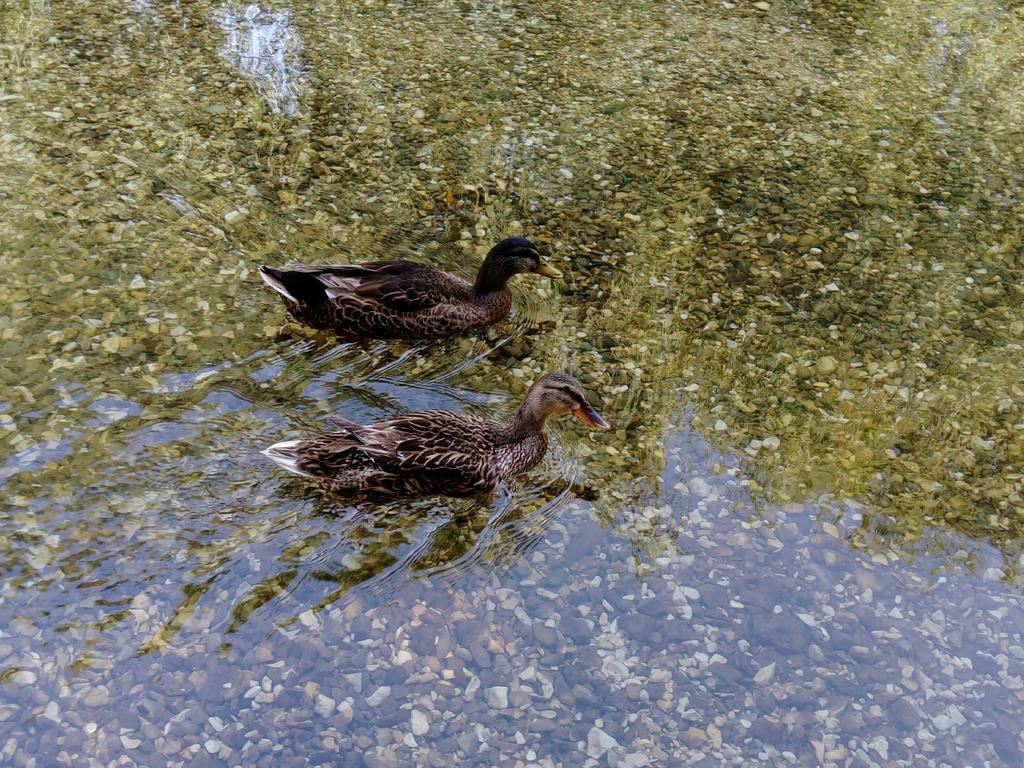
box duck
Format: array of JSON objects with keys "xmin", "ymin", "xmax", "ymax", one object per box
[
  {"xmin": 263, "ymin": 373, "xmax": 609, "ymax": 499},
  {"xmin": 258, "ymin": 236, "xmax": 562, "ymax": 340}
]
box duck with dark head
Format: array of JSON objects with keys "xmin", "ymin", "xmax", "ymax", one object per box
[{"xmin": 258, "ymin": 236, "xmax": 562, "ymax": 340}]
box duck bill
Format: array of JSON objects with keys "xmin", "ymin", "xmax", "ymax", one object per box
[
  {"xmin": 573, "ymin": 403, "xmax": 610, "ymax": 430},
  {"xmin": 535, "ymin": 260, "xmax": 563, "ymax": 279}
]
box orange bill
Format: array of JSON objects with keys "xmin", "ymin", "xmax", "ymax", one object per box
[{"xmin": 573, "ymin": 403, "xmax": 610, "ymax": 430}]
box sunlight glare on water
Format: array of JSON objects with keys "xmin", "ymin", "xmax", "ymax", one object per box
[{"xmin": 217, "ymin": 3, "xmax": 304, "ymax": 116}]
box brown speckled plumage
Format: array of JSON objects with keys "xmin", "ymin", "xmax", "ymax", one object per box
[
  {"xmin": 263, "ymin": 374, "xmax": 609, "ymax": 500},
  {"xmin": 259, "ymin": 237, "xmax": 561, "ymax": 340}
]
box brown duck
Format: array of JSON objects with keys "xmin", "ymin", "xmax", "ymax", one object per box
[
  {"xmin": 263, "ymin": 373, "xmax": 609, "ymax": 499},
  {"xmin": 258, "ymin": 237, "xmax": 562, "ymax": 340}
]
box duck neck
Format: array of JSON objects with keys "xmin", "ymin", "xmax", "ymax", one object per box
[
  {"xmin": 473, "ymin": 258, "xmax": 513, "ymax": 295},
  {"xmin": 505, "ymin": 401, "xmax": 549, "ymax": 442}
]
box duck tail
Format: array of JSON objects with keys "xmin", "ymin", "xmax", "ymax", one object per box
[
  {"xmin": 258, "ymin": 266, "xmax": 328, "ymax": 305},
  {"xmin": 262, "ymin": 439, "xmax": 314, "ymax": 477}
]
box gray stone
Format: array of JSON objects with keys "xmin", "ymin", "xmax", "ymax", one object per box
[
  {"xmin": 533, "ymin": 623, "xmax": 559, "ymax": 647},
  {"xmin": 620, "ymin": 613, "xmax": 658, "ymax": 639},
  {"xmin": 993, "ymin": 728, "xmax": 1022, "ymax": 763},
  {"xmin": 362, "ymin": 750, "xmax": 398, "ymax": 768},
  {"xmin": 750, "ymin": 718, "xmax": 786, "ymax": 743},
  {"xmin": 557, "ymin": 614, "xmax": 592, "ymax": 643},
  {"xmin": 82, "ymin": 686, "xmax": 110, "ymax": 707},
  {"xmin": 887, "ymin": 697, "xmax": 920, "ymax": 730}
]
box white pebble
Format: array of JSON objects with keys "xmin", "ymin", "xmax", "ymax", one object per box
[
  {"xmin": 754, "ymin": 663, "xmax": 776, "ymax": 684},
  {"xmin": 411, "ymin": 709, "xmax": 429, "ymax": 736},
  {"xmin": 585, "ymin": 726, "xmax": 619, "ymax": 758},
  {"xmin": 687, "ymin": 477, "xmax": 713, "ymax": 498},
  {"xmin": 314, "ymin": 694, "xmax": 336, "ymax": 717},
  {"xmin": 365, "ymin": 686, "xmax": 391, "ymax": 707},
  {"xmin": 486, "ymin": 686, "xmax": 508, "ymax": 709}
]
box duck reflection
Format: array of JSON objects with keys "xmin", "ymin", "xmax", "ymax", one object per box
[{"xmin": 224, "ymin": 474, "xmax": 578, "ymax": 637}]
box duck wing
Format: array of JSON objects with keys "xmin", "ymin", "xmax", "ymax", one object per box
[
  {"xmin": 323, "ymin": 414, "xmax": 369, "ymax": 444},
  {"xmin": 313, "ymin": 261, "xmax": 459, "ymax": 312},
  {"xmin": 266, "ymin": 411, "xmax": 502, "ymax": 496},
  {"xmin": 357, "ymin": 411, "xmax": 496, "ymax": 473},
  {"xmin": 289, "ymin": 411, "xmax": 496, "ymax": 472},
  {"xmin": 349, "ymin": 268, "xmax": 450, "ymax": 312}
]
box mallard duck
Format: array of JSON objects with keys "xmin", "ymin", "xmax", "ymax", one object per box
[
  {"xmin": 263, "ymin": 373, "xmax": 609, "ymax": 498},
  {"xmin": 258, "ymin": 236, "xmax": 562, "ymax": 340}
]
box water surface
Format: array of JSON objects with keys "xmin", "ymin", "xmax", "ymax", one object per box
[{"xmin": 1, "ymin": 0, "xmax": 1022, "ymax": 765}]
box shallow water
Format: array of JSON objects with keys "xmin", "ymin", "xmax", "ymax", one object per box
[{"xmin": 1, "ymin": 0, "xmax": 1023, "ymax": 765}]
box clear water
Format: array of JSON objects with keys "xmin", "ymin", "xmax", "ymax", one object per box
[{"xmin": 1, "ymin": 0, "xmax": 1022, "ymax": 765}]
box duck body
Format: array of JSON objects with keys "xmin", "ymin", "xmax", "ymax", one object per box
[
  {"xmin": 264, "ymin": 373, "xmax": 609, "ymax": 500},
  {"xmin": 259, "ymin": 261, "xmax": 511, "ymax": 340},
  {"xmin": 266, "ymin": 410, "xmax": 547, "ymax": 498},
  {"xmin": 259, "ymin": 237, "xmax": 561, "ymax": 341}
]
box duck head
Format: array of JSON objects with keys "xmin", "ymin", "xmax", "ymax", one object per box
[
  {"xmin": 516, "ymin": 373, "xmax": 610, "ymax": 432},
  {"xmin": 474, "ymin": 236, "xmax": 563, "ymax": 293}
]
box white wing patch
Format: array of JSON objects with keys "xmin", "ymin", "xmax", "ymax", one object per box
[
  {"xmin": 262, "ymin": 440, "xmax": 314, "ymax": 477},
  {"xmin": 259, "ymin": 267, "xmax": 299, "ymax": 302}
]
